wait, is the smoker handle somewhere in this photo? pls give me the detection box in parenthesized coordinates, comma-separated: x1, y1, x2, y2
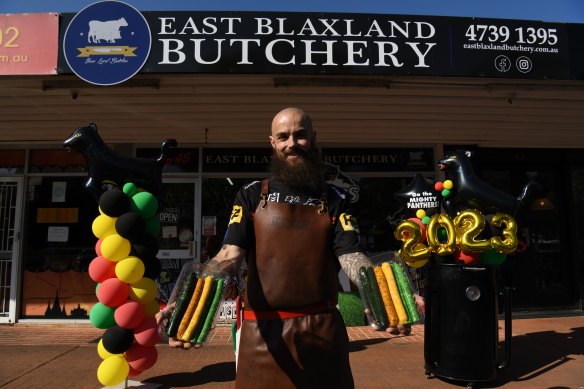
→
(498, 286, 512, 370)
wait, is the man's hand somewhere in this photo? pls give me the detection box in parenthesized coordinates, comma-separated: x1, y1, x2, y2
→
(155, 244, 246, 351)
(385, 294, 425, 335)
(155, 303, 203, 350)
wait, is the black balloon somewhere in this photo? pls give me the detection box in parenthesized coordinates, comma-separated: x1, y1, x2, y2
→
(115, 212, 146, 240)
(102, 325, 135, 354)
(142, 256, 162, 280)
(98, 188, 130, 217)
(131, 234, 159, 258)
(439, 151, 540, 217)
(63, 123, 177, 201)
(391, 173, 440, 223)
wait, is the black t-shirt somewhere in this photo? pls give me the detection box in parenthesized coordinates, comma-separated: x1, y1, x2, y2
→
(222, 177, 361, 257)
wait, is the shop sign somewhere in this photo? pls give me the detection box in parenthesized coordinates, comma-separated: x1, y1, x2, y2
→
(142, 12, 572, 79)
(203, 148, 272, 172)
(136, 147, 198, 173)
(63, 1, 151, 85)
(321, 148, 434, 172)
(0, 13, 58, 75)
(57, 11, 576, 79)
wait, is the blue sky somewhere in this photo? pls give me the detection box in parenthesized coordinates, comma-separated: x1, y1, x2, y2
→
(1, 0, 584, 23)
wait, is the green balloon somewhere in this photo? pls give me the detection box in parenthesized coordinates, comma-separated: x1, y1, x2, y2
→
(437, 227, 448, 242)
(123, 182, 137, 197)
(95, 283, 100, 297)
(480, 249, 507, 265)
(422, 216, 431, 225)
(144, 216, 161, 236)
(130, 192, 158, 219)
(90, 302, 116, 329)
(441, 188, 451, 197)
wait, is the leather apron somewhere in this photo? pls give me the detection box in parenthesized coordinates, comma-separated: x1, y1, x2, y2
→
(235, 180, 354, 389)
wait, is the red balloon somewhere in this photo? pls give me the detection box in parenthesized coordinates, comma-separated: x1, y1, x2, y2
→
(114, 301, 145, 329)
(128, 366, 142, 377)
(125, 343, 158, 371)
(454, 250, 479, 265)
(435, 182, 444, 191)
(406, 217, 427, 243)
(98, 278, 129, 307)
(88, 256, 116, 283)
(134, 317, 162, 347)
(95, 239, 103, 256)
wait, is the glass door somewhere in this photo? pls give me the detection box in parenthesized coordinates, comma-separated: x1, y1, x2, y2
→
(156, 178, 199, 304)
(0, 177, 23, 323)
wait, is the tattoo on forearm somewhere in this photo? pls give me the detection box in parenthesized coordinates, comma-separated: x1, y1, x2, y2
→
(201, 259, 239, 277)
(338, 252, 372, 285)
(200, 244, 242, 277)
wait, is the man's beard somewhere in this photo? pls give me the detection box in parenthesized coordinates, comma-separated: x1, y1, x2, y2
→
(270, 147, 325, 194)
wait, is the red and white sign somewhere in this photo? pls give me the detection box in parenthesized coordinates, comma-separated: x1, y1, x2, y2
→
(0, 13, 58, 75)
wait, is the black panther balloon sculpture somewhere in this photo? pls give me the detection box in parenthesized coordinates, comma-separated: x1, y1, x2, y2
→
(63, 123, 177, 201)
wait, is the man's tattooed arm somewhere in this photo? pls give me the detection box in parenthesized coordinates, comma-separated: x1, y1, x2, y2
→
(200, 244, 247, 278)
(338, 251, 373, 286)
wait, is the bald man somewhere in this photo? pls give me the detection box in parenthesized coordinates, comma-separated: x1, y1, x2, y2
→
(160, 108, 377, 388)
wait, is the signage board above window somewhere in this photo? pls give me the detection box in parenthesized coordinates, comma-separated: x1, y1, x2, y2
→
(57, 11, 578, 80)
(322, 148, 434, 172)
(0, 13, 58, 75)
(136, 147, 198, 173)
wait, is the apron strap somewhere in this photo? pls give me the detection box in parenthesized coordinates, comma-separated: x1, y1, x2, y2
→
(319, 182, 328, 215)
(260, 179, 269, 209)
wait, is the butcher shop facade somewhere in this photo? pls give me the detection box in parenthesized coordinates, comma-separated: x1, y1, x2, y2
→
(0, 6, 583, 323)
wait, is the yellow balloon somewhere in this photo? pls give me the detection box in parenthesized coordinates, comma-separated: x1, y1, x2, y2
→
(92, 214, 117, 240)
(143, 299, 161, 318)
(101, 234, 131, 262)
(97, 355, 129, 387)
(453, 210, 491, 252)
(443, 180, 453, 190)
(97, 338, 120, 360)
(129, 277, 158, 304)
(394, 220, 431, 261)
(406, 258, 429, 268)
(115, 256, 145, 284)
(415, 209, 426, 219)
(489, 213, 519, 254)
(426, 214, 456, 256)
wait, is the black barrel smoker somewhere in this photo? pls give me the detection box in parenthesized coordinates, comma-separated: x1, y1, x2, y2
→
(424, 263, 512, 388)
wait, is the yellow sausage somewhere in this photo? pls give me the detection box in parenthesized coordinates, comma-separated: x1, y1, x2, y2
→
(179, 276, 214, 342)
(373, 266, 399, 327)
(176, 277, 204, 339)
(382, 262, 408, 325)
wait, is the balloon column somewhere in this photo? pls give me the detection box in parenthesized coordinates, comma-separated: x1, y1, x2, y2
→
(394, 152, 525, 267)
(89, 183, 163, 387)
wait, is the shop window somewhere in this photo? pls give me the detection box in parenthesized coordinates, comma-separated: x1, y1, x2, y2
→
(156, 182, 196, 303)
(28, 149, 86, 174)
(349, 176, 431, 294)
(21, 177, 98, 319)
(348, 176, 416, 254)
(0, 150, 25, 174)
(570, 167, 584, 310)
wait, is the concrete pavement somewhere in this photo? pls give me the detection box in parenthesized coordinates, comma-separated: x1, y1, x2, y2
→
(0, 315, 582, 389)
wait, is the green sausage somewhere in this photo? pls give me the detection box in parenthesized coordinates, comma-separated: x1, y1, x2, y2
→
(366, 266, 388, 328)
(165, 272, 197, 337)
(391, 262, 420, 323)
(196, 278, 225, 344)
(359, 266, 387, 328)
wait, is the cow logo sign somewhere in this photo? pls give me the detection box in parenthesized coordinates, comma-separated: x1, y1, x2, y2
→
(63, 0, 151, 85)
